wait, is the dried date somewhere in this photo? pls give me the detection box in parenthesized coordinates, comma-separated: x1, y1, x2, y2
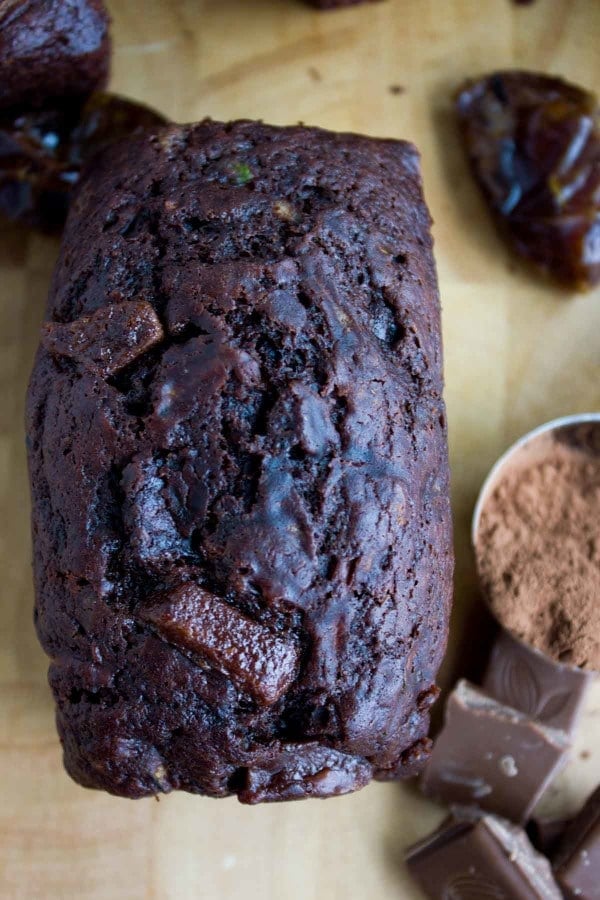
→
(0, 92, 167, 232)
(457, 71, 600, 290)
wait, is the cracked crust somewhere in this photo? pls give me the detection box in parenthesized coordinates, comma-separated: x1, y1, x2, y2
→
(27, 119, 453, 802)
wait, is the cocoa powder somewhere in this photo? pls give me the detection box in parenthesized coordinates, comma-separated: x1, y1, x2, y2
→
(475, 429, 600, 670)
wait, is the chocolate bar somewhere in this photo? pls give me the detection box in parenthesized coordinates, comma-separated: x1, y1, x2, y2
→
(405, 807, 562, 899)
(420, 680, 570, 822)
(554, 784, 600, 899)
(483, 627, 593, 733)
(527, 814, 571, 857)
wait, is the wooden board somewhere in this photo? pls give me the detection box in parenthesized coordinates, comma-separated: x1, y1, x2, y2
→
(1, 1, 599, 897)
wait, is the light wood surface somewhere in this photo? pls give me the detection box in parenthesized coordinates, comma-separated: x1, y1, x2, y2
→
(1, 1, 599, 898)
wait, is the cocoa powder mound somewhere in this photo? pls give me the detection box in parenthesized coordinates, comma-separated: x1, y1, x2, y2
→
(476, 431, 600, 670)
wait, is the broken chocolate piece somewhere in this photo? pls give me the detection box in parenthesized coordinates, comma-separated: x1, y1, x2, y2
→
(457, 71, 600, 289)
(483, 628, 593, 733)
(406, 807, 562, 899)
(140, 583, 300, 705)
(421, 680, 570, 822)
(239, 742, 372, 804)
(0, 93, 167, 231)
(527, 814, 571, 858)
(42, 300, 164, 377)
(554, 785, 600, 899)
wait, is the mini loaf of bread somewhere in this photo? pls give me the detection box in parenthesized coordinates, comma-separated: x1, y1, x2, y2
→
(0, 0, 110, 110)
(27, 119, 453, 802)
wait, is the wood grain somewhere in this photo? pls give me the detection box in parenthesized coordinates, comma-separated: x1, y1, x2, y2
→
(1, 1, 599, 898)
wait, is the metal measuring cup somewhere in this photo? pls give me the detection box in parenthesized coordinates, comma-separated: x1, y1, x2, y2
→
(471, 414, 600, 734)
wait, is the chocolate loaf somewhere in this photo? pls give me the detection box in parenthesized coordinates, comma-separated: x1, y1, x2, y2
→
(0, 0, 110, 110)
(27, 119, 453, 802)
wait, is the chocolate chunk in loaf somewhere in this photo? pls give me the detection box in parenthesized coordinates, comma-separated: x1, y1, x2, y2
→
(140, 584, 300, 706)
(0, 0, 110, 110)
(27, 118, 453, 802)
(42, 300, 164, 377)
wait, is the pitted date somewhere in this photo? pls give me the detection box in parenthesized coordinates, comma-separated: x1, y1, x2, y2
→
(0, 93, 167, 232)
(457, 71, 600, 290)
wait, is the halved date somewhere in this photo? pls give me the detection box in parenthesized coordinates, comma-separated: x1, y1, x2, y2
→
(0, 92, 167, 232)
(457, 70, 600, 290)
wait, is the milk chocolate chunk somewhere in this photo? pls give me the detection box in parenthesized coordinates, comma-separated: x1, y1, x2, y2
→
(405, 808, 562, 900)
(42, 300, 164, 377)
(421, 680, 570, 822)
(141, 584, 300, 706)
(457, 71, 600, 289)
(239, 742, 372, 803)
(527, 814, 571, 857)
(554, 785, 600, 899)
(483, 628, 593, 733)
(0, 93, 167, 231)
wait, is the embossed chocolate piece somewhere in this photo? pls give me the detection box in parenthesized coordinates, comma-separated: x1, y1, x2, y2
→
(420, 680, 570, 822)
(239, 742, 372, 803)
(140, 583, 300, 706)
(483, 628, 593, 733)
(42, 300, 164, 377)
(554, 785, 600, 899)
(405, 808, 562, 899)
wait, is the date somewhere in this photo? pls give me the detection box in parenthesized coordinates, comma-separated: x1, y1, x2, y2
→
(0, 93, 167, 232)
(457, 71, 600, 290)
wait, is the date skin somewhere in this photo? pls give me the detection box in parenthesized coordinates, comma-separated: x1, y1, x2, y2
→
(457, 71, 600, 290)
(0, 93, 167, 232)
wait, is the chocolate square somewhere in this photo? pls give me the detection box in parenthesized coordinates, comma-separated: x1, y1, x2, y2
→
(527, 815, 571, 857)
(421, 680, 570, 822)
(483, 628, 593, 733)
(554, 785, 600, 899)
(406, 808, 562, 899)
(42, 299, 164, 378)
